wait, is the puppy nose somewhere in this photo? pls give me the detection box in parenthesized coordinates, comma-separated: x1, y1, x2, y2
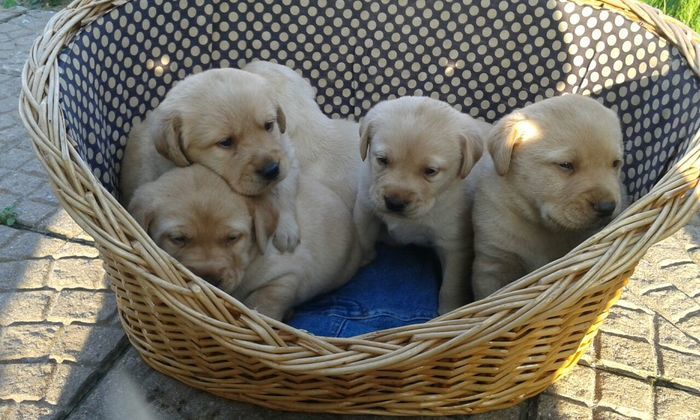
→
(593, 200, 617, 218)
(384, 195, 408, 213)
(188, 265, 222, 286)
(257, 162, 280, 181)
(191, 270, 221, 286)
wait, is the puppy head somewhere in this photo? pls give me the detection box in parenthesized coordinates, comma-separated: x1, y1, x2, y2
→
(127, 164, 278, 293)
(488, 94, 624, 231)
(359, 96, 483, 218)
(150, 68, 289, 196)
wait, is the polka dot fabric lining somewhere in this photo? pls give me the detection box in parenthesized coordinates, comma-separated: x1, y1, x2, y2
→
(58, 0, 700, 201)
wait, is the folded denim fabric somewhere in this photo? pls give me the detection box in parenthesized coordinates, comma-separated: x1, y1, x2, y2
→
(287, 244, 441, 338)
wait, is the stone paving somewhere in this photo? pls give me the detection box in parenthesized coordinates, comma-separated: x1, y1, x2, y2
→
(0, 7, 698, 420)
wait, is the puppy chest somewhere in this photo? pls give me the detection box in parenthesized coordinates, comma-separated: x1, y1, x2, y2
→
(385, 221, 435, 246)
(517, 235, 580, 273)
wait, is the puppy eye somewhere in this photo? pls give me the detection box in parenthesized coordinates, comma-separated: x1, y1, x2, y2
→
(264, 121, 274, 132)
(169, 234, 188, 246)
(424, 167, 439, 177)
(558, 162, 575, 172)
(612, 159, 622, 169)
(376, 156, 388, 166)
(217, 137, 234, 149)
(227, 234, 241, 244)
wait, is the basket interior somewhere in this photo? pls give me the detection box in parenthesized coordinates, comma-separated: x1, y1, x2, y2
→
(58, 0, 700, 202)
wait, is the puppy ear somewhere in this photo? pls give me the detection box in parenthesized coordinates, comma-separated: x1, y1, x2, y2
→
(151, 111, 190, 167)
(127, 190, 155, 234)
(359, 117, 373, 161)
(249, 197, 279, 253)
(487, 112, 530, 176)
(458, 131, 484, 179)
(276, 105, 287, 134)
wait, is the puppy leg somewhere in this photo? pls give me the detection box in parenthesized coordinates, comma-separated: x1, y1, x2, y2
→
(436, 247, 471, 314)
(352, 195, 382, 265)
(471, 251, 526, 301)
(243, 274, 300, 321)
(270, 161, 301, 253)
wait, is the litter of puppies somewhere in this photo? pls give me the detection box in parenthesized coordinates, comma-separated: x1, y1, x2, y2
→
(120, 61, 625, 324)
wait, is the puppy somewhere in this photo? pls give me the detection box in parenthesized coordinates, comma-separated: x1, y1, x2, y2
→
(129, 164, 362, 321)
(232, 174, 363, 321)
(119, 68, 300, 252)
(243, 60, 361, 210)
(353, 96, 488, 314)
(469, 94, 625, 300)
(128, 164, 267, 292)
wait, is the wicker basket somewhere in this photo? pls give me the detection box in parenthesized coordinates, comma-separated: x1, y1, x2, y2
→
(19, 0, 700, 415)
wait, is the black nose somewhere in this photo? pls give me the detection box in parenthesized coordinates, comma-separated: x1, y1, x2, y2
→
(257, 162, 280, 181)
(384, 196, 407, 213)
(593, 201, 617, 218)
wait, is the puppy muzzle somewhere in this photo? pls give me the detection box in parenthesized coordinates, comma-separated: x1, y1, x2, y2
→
(236, 168, 286, 195)
(256, 161, 281, 181)
(592, 200, 617, 218)
(384, 195, 409, 213)
(215, 268, 244, 294)
(378, 188, 419, 215)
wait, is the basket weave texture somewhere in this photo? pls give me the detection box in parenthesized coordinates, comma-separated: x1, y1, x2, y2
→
(19, 0, 700, 415)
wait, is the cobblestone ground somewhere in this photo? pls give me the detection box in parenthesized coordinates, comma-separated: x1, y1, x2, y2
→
(0, 7, 698, 420)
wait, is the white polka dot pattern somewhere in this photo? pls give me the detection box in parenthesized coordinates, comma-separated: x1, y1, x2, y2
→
(58, 0, 700, 200)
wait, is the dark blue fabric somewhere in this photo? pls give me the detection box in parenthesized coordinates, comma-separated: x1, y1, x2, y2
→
(287, 244, 441, 338)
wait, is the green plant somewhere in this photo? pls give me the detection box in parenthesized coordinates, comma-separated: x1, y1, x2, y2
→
(0, 206, 17, 227)
(642, 0, 700, 33)
(1, 0, 70, 9)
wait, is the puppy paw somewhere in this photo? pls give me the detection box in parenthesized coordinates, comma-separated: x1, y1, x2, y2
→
(272, 217, 300, 253)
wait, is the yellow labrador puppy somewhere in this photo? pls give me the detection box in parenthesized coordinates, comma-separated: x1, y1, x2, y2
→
(128, 164, 271, 291)
(469, 95, 625, 300)
(243, 60, 361, 210)
(120, 68, 300, 252)
(233, 173, 363, 320)
(354, 96, 489, 314)
(129, 164, 362, 321)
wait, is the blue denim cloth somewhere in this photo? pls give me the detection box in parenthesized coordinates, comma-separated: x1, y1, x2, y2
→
(287, 244, 441, 338)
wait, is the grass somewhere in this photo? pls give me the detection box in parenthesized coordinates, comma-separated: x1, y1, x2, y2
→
(0, 206, 17, 227)
(1, 0, 70, 9)
(641, 0, 699, 32)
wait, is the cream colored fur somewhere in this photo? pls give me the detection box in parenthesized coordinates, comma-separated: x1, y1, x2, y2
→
(129, 164, 361, 321)
(353, 96, 489, 314)
(243, 60, 361, 210)
(128, 165, 264, 292)
(120, 68, 300, 252)
(233, 174, 363, 321)
(469, 94, 625, 300)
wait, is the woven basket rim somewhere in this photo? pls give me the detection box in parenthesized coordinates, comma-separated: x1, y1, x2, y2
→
(17, 0, 700, 364)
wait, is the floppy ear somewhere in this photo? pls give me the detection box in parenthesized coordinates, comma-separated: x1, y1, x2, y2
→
(248, 197, 279, 253)
(276, 105, 287, 134)
(487, 112, 529, 176)
(151, 110, 190, 167)
(127, 190, 156, 234)
(458, 130, 484, 179)
(359, 117, 373, 161)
